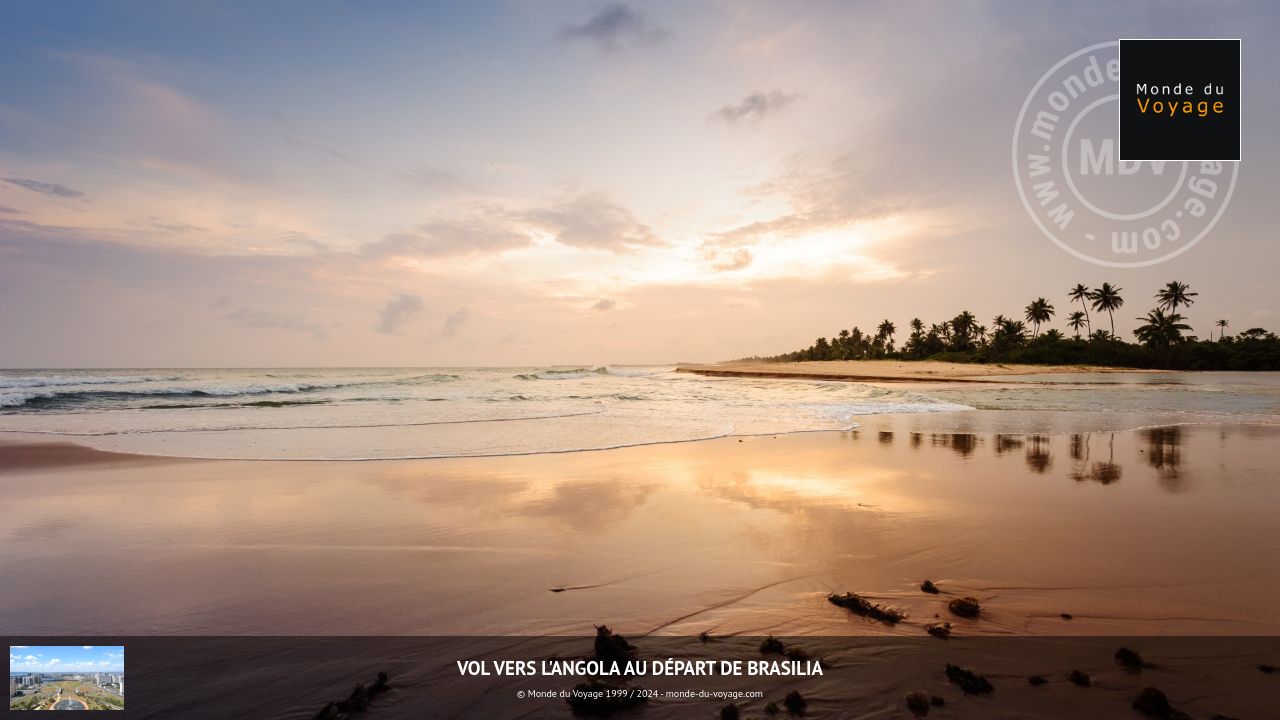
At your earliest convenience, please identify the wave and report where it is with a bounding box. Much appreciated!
[0,374,184,389]
[143,399,334,410]
[404,373,462,383]
[0,382,337,408]
[513,366,672,381]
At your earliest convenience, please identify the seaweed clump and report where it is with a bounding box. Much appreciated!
[312,671,392,720]
[720,703,740,720]
[1116,647,1151,670]
[920,580,940,594]
[828,592,904,624]
[593,625,637,664]
[944,663,993,695]
[782,690,807,715]
[947,597,981,619]
[1132,687,1192,720]
[905,693,944,716]
[926,622,951,639]
[567,680,647,717]
[1068,670,1091,687]
[759,636,786,655]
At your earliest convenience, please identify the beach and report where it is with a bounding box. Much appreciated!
[676,359,1165,383]
[3,368,1280,717]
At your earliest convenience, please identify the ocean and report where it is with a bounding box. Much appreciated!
[1,367,1277,460]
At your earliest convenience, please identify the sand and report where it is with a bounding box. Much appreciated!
[676,359,1162,383]
[4,412,1278,717]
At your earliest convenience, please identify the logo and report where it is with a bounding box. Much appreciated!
[1012,41,1238,268]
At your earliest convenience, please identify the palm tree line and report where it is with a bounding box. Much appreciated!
[778,281,1246,363]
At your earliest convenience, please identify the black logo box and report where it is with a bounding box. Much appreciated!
[1119,38,1241,161]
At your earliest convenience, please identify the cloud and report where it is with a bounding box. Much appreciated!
[704,247,754,272]
[377,292,424,333]
[710,90,803,126]
[440,307,470,338]
[521,194,661,252]
[82,646,94,649]
[557,3,670,53]
[710,153,923,249]
[590,298,617,311]
[2,177,85,199]
[0,205,24,214]
[364,219,532,259]
[150,219,206,233]
[225,306,327,340]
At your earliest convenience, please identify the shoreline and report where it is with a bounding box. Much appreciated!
[676,359,1167,383]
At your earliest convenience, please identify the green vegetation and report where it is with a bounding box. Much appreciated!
[774,281,1280,370]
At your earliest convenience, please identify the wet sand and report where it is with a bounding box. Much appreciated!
[3,414,1278,637]
[3,414,1279,717]
[677,359,1162,383]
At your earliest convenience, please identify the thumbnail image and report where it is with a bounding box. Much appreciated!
[9,646,124,711]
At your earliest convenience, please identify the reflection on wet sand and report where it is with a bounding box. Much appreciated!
[1068,433,1123,485]
[0,420,1276,639]
[1143,426,1185,492]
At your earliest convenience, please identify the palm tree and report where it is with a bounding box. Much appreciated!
[1134,308,1191,349]
[1024,297,1055,337]
[1068,283,1092,335]
[1215,318,1229,341]
[1155,281,1198,314]
[950,310,977,350]
[877,320,897,353]
[1067,311,1087,338]
[1089,283,1124,337]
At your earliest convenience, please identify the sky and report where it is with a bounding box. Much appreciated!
[1,1,1278,367]
[9,646,124,674]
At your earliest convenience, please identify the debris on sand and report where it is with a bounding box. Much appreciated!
[906,692,930,716]
[926,622,952,639]
[784,646,810,661]
[1060,613,1074,620]
[1132,687,1192,720]
[1116,647,1149,669]
[593,625,637,664]
[1259,664,1278,674]
[699,632,712,643]
[311,671,392,720]
[760,636,786,655]
[921,580,940,594]
[764,701,781,715]
[720,703,740,720]
[1028,675,1048,686]
[947,597,981,619]
[1068,670,1091,687]
[567,680,647,717]
[945,663,993,695]
[828,592,905,624]
[783,690,807,715]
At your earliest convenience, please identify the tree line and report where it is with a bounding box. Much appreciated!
[773,281,1280,370]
